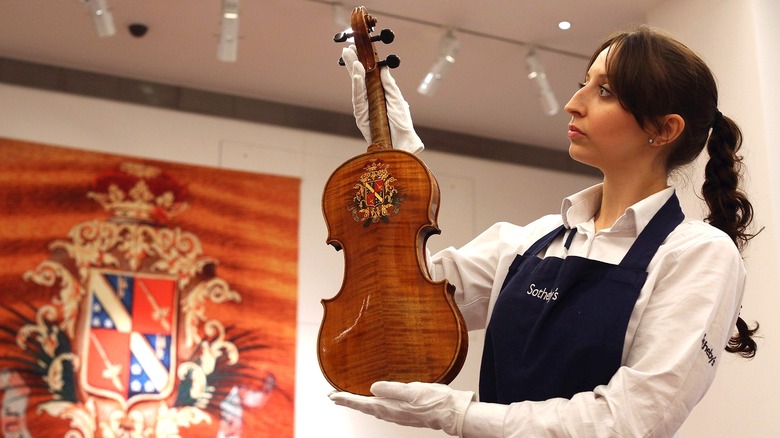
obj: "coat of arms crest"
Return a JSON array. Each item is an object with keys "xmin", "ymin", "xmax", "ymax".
[
  {"xmin": 3, "ymin": 160, "xmax": 282, "ymax": 437},
  {"xmin": 349, "ymin": 159, "xmax": 404, "ymax": 225}
]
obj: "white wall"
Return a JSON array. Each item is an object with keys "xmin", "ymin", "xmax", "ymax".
[
  {"xmin": 649, "ymin": 0, "xmax": 780, "ymax": 436},
  {"xmin": 0, "ymin": 83, "xmax": 597, "ymax": 437}
]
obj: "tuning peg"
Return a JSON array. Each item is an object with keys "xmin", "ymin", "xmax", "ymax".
[
  {"xmin": 338, "ymin": 54, "xmax": 400, "ymax": 68},
  {"xmin": 333, "ymin": 31, "xmax": 353, "ymax": 43},
  {"xmin": 378, "ymin": 54, "xmax": 400, "ymax": 69},
  {"xmin": 371, "ymin": 29, "xmax": 395, "ymax": 44},
  {"xmin": 334, "ymin": 28, "xmax": 394, "ymax": 45}
]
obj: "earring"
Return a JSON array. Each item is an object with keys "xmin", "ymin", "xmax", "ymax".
[{"xmin": 648, "ymin": 138, "xmax": 655, "ymax": 144}]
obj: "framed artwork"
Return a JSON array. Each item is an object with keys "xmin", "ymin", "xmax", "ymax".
[{"xmin": 0, "ymin": 138, "xmax": 298, "ymax": 437}]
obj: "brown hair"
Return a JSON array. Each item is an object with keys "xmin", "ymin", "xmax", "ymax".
[{"xmin": 589, "ymin": 26, "xmax": 757, "ymax": 357}]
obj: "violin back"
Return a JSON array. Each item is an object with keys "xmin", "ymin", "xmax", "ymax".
[{"xmin": 318, "ymin": 149, "xmax": 467, "ymax": 395}]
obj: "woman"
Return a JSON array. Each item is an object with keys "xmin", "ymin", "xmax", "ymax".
[{"xmin": 329, "ymin": 26, "xmax": 757, "ymax": 437}]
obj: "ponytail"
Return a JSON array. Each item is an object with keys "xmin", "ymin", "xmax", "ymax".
[
  {"xmin": 726, "ymin": 314, "xmax": 758, "ymax": 358},
  {"xmin": 702, "ymin": 113, "xmax": 754, "ymax": 251},
  {"xmin": 703, "ymin": 112, "xmax": 758, "ymax": 358}
]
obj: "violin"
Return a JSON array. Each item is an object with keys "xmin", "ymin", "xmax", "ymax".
[{"xmin": 317, "ymin": 6, "xmax": 468, "ymax": 396}]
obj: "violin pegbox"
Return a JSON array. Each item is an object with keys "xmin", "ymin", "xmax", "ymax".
[{"xmin": 334, "ymin": 9, "xmax": 400, "ymax": 70}]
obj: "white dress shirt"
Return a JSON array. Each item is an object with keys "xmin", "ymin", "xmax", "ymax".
[{"xmin": 430, "ymin": 184, "xmax": 746, "ymax": 437}]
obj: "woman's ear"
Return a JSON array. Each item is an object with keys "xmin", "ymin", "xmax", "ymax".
[{"xmin": 653, "ymin": 114, "xmax": 685, "ymax": 146}]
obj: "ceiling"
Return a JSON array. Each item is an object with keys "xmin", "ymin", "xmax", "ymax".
[{"xmin": 0, "ymin": 0, "xmax": 665, "ymax": 152}]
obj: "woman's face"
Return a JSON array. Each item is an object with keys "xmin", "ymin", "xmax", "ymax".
[{"xmin": 564, "ymin": 47, "xmax": 653, "ymax": 175}]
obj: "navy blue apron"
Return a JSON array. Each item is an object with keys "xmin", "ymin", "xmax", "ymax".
[{"xmin": 480, "ymin": 193, "xmax": 684, "ymax": 403}]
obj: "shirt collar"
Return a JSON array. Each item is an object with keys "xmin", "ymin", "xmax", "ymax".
[
  {"xmin": 561, "ymin": 184, "xmax": 602, "ymax": 229},
  {"xmin": 561, "ymin": 184, "xmax": 676, "ymax": 236}
]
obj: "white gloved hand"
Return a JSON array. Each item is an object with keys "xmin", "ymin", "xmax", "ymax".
[
  {"xmin": 342, "ymin": 45, "xmax": 425, "ymax": 154},
  {"xmin": 329, "ymin": 381, "xmax": 475, "ymax": 436}
]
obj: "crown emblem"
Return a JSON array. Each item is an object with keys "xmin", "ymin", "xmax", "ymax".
[{"xmin": 88, "ymin": 162, "xmax": 189, "ymax": 224}]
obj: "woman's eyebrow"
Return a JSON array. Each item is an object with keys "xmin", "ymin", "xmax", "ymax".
[{"xmin": 583, "ymin": 72, "xmax": 607, "ymax": 82}]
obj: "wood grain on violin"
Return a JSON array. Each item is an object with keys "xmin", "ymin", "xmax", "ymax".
[{"xmin": 317, "ymin": 6, "xmax": 468, "ymax": 396}]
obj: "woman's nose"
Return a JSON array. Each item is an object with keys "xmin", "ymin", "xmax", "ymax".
[{"xmin": 564, "ymin": 88, "xmax": 584, "ymax": 117}]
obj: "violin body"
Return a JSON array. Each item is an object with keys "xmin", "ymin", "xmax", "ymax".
[{"xmin": 318, "ymin": 148, "xmax": 467, "ymax": 395}]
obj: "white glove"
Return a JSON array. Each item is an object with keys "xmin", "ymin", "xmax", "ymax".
[
  {"xmin": 342, "ymin": 45, "xmax": 425, "ymax": 154},
  {"xmin": 329, "ymin": 381, "xmax": 475, "ymax": 436}
]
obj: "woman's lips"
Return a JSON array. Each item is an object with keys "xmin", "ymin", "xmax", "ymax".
[{"xmin": 567, "ymin": 124, "xmax": 584, "ymax": 139}]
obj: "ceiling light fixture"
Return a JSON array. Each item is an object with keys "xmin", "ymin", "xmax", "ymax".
[
  {"xmin": 79, "ymin": 0, "xmax": 116, "ymax": 38},
  {"xmin": 558, "ymin": 21, "xmax": 571, "ymax": 30},
  {"xmin": 217, "ymin": 0, "xmax": 241, "ymax": 62},
  {"xmin": 417, "ymin": 30, "xmax": 460, "ymax": 97},
  {"xmin": 525, "ymin": 48, "xmax": 559, "ymax": 116}
]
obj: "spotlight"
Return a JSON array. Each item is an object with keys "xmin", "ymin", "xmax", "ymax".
[
  {"xmin": 218, "ymin": 0, "xmax": 240, "ymax": 62},
  {"xmin": 79, "ymin": 0, "xmax": 116, "ymax": 38},
  {"xmin": 524, "ymin": 48, "xmax": 559, "ymax": 116},
  {"xmin": 417, "ymin": 30, "xmax": 460, "ymax": 96}
]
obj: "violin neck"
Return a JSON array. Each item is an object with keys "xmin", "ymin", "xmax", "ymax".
[{"xmin": 365, "ymin": 65, "xmax": 393, "ymax": 150}]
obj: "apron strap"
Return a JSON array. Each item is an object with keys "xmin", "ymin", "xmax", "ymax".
[
  {"xmin": 522, "ymin": 225, "xmax": 567, "ymax": 258},
  {"xmin": 563, "ymin": 228, "xmax": 577, "ymax": 250},
  {"xmin": 619, "ymin": 192, "xmax": 685, "ymax": 270}
]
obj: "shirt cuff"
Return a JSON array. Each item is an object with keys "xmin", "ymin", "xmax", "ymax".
[{"xmin": 461, "ymin": 401, "xmax": 508, "ymax": 437}]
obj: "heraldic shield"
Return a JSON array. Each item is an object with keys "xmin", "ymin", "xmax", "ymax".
[{"xmin": 81, "ymin": 270, "xmax": 178, "ymax": 407}]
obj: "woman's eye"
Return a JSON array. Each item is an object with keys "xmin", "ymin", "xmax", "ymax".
[{"xmin": 577, "ymin": 81, "xmax": 611, "ymax": 97}]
